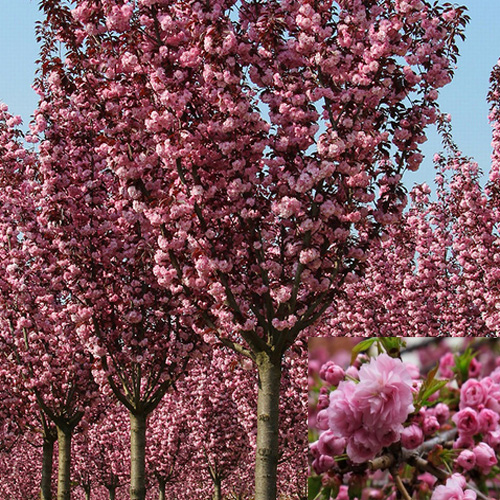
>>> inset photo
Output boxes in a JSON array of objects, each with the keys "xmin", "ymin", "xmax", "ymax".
[{"xmin": 309, "ymin": 338, "xmax": 500, "ymax": 500}]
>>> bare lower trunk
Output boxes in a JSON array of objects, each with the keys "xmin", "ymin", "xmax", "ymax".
[
  {"xmin": 254, "ymin": 353, "xmax": 281, "ymax": 500},
  {"xmin": 41, "ymin": 434, "xmax": 55, "ymax": 500},
  {"xmin": 213, "ymin": 477, "xmax": 222, "ymax": 500},
  {"xmin": 56, "ymin": 426, "xmax": 72, "ymax": 500},
  {"xmin": 158, "ymin": 477, "xmax": 166, "ymax": 500},
  {"xmin": 107, "ymin": 486, "xmax": 116, "ymax": 500},
  {"xmin": 130, "ymin": 412, "xmax": 147, "ymax": 500}
]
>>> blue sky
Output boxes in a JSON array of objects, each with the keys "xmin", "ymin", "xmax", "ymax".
[{"xmin": 1, "ymin": 1, "xmax": 499, "ymax": 188}]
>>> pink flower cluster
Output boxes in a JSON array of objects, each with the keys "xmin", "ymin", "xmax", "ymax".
[
  {"xmin": 452, "ymin": 373, "xmax": 500, "ymax": 474},
  {"xmin": 327, "ymin": 354, "xmax": 415, "ymax": 463},
  {"xmin": 431, "ymin": 474, "xmax": 476, "ymax": 500}
]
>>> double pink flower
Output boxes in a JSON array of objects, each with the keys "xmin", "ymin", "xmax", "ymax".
[{"xmin": 328, "ymin": 354, "xmax": 415, "ymax": 463}]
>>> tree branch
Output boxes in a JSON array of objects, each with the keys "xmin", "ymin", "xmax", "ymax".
[{"xmin": 391, "ymin": 468, "xmax": 412, "ymax": 500}]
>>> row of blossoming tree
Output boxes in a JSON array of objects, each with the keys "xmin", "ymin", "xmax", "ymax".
[
  {"xmin": 0, "ymin": 0, "xmax": 487, "ymax": 498},
  {"xmin": 0, "ymin": 338, "xmax": 307, "ymax": 499}
]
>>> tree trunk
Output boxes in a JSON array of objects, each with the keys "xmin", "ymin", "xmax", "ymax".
[
  {"xmin": 84, "ymin": 485, "xmax": 91, "ymax": 500},
  {"xmin": 158, "ymin": 477, "xmax": 166, "ymax": 500},
  {"xmin": 56, "ymin": 426, "xmax": 72, "ymax": 500},
  {"xmin": 213, "ymin": 476, "xmax": 222, "ymax": 500},
  {"xmin": 107, "ymin": 486, "xmax": 116, "ymax": 500},
  {"xmin": 130, "ymin": 412, "xmax": 147, "ymax": 500},
  {"xmin": 254, "ymin": 353, "xmax": 281, "ymax": 500},
  {"xmin": 41, "ymin": 434, "xmax": 55, "ymax": 500}
]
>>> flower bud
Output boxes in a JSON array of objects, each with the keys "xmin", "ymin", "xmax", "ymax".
[
  {"xmin": 401, "ymin": 424, "xmax": 424, "ymax": 449},
  {"xmin": 457, "ymin": 449, "xmax": 476, "ymax": 471},
  {"xmin": 473, "ymin": 442, "xmax": 497, "ymax": 473},
  {"xmin": 319, "ymin": 361, "xmax": 345, "ymax": 386},
  {"xmin": 317, "ymin": 430, "xmax": 346, "ymax": 457}
]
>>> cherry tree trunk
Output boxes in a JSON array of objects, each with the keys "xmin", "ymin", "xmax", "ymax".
[
  {"xmin": 158, "ymin": 478, "xmax": 166, "ymax": 500},
  {"xmin": 56, "ymin": 426, "xmax": 72, "ymax": 500},
  {"xmin": 212, "ymin": 477, "xmax": 222, "ymax": 500},
  {"xmin": 130, "ymin": 412, "xmax": 147, "ymax": 500},
  {"xmin": 255, "ymin": 353, "xmax": 281, "ymax": 500},
  {"xmin": 41, "ymin": 435, "xmax": 55, "ymax": 500},
  {"xmin": 107, "ymin": 486, "xmax": 116, "ymax": 500},
  {"xmin": 84, "ymin": 486, "xmax": 91, "ymax": 500}
]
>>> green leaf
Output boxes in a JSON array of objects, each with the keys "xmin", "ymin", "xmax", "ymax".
[
  {"xmin": 380, "ymin": 338, "xmax": 407, "ymax": 358},
  {"xmin": 309, "ymin": 428, "xmax": 318, "ymax": 443},
  {"xmin": 350, "ymin": 339, "xmax": 377, "ymax": 364},
  {"xmin": 421, "ymin": 379, "xmax": 449, "ymax": 406},
  {"xmin": 348, "ymin": 481, "xmax": 362, "ymax": 500},
  {"xmin": 308, "ymin": 477, "xmax": 322, "ymax": 500},
  {"xmin": 453, "ymin": 347, "xmax": 477, "ymax": 384},
  {"xmin": 321, "ymin": 487, "xmax": 332, "ymax": 500},
  {"xmin": 329, "ymin": 484, "xmax": 340, "ymax": 499},
  {"xmin": 414, "ymin": 364, "xmax": 447, "ymax": 411}
]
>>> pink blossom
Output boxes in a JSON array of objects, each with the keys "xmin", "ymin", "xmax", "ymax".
[
  {"xmin": 319, "ymin": 361, "xmax": 345, "ymax": 386},
  {"xmin": 125, "ymin": 310, "xmax": 143, "ymax": 324},
  {"xmin": 328, "ymin": 354, "xmax": 414, "ymax": 463},
  {"xmin": 431, "ymin": 475, "xmax": 476, "ymax": 500},
  {"xmin": 355, "ymin": 354, "xmax": 415, "ymax": 428},
  {"xmin": 312, "ymin": 454, "xmax": 335, "ymax": 474},
  {"xmin": 316, "ymin": 409, "xmax": 329, "ymax": 431},
  {"xmin": 489, "ymin": 367, "xmax": 500, "ymax": 384},
  {"xmin": 478, "ymin": 408, "xmax": 499, "ymax": 433},
  {"xmin": 345, "ymin": 365, "xmax": 359, "ymax": 379},
  {"xmin": 346, "ymin": 427, "xmax": 381, "ymax": 464},
  {"xmin": 405, "ymin": 363, "xmax": 421, "ymax": 379},
  {"xmin": 486, "ymin": 429, "xmax": 500, "ymax": 452},
  {"xmin": 459, "ymin": 379, "xmax": 486, "ymax": 410},
  {"xmin": 328, "ymin": 381, "xmax": 362, "ymax": 437},
  {"xmin": 335, "ymin": 486, "xmax": 349, "ymax": 500},
  {"xmin": 271, "ymin": 196, "xmax": 301, "ymax": 218},
  {"xmin": 453, "ymin": 434, "xmax": 475, "ymax": 450},
  {"xmin": 105, "ymin": 3, "xmax": 133, "ymax": 32},
  {"xmin": 457, "ymin": 449, "xmax": 476, "ymax": 471},
  {"xmin": 473, "ymin": 442, "xmax": 497, "ymax": 473},
  {"xmin": 482, "ymin": 378, "xmax": 500, "ymax": 412},
  {"xmin": 299, "ymin": 248, "xmax": 319, "ymax": 265},
  {"xmin": 452, "ymin": 408, "xmax": 480, "ymax": 436},
  {"xmin": 449, "ymin": 474, "xmax": 467, "ymax": 489},
  {"xmin": 317, "ymin": 430, "xmax": 346, "ymax": 457},
  {"xmin": 423, "ymin": 415, "xmax": 440, "ymax": 436},
  {"xmin": 433, "ymin": 403, "xmax": 450, "ymax": 424},
  {"xmin": 439, "ymin": 352, "xmax": 455, "ymax": 378},
  {"xmin": 377, "ymin": 425, "xmax": 403, "ymax": 447},
  {"xmin": 468, "ymin": 358, "xmax": 482, "ymax": 378},
  {"xmin": 401, "ymin": 424, "xmax": 424, "ymax": 449},
  {"xmin": 418, "ymin": 472, "xmax": 437, "ymax": 489}
]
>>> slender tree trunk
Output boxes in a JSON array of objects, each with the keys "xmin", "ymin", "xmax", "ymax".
[
  {"xmin": 84, "ymin": 485, "xmax": 91, "ymax": 500},
  {"xmin": 56, "ymin": 426, "xmax": 72, "ymax": 500},
  {"xmin": 107, "ymin": 486, "xmax": 116, "ymax": 500},
  {"xmin": 130, "ymin": 412, "xmax": 147, "ymax": 500},
  {"xmin": 254, "ymin": 352, "xmax": 281, "ymax": 500},
  {"xmin": 41, "ymin": 434, "xmax": 55, "ymax": 500},
  {"xmin": 158, "ymin": 477, "xmax": 166, "ymax": 500},
  {"xmin": 212, "ymin": 476, "xmax": 222, "ymax": 500}
]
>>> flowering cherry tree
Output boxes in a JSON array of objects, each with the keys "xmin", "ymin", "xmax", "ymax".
[
  {"xmin": 0, "ymin": 102, "xmax": 100, "ymax": 500},
  {"xmin": 309, "ymin": 338, "xmax": 500, "ymax": 500},
  {"xmin": 31, "ymin": 1, "xmax": 468, "ymax": 497},
  {"xmin": 24, "ymin": 3, "xmax": 203, "ymax": 499}
]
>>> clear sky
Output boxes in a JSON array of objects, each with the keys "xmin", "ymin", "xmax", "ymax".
[{"xmin": 1, "ymin": 1, "xmax": 500, "ymax": 188}]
